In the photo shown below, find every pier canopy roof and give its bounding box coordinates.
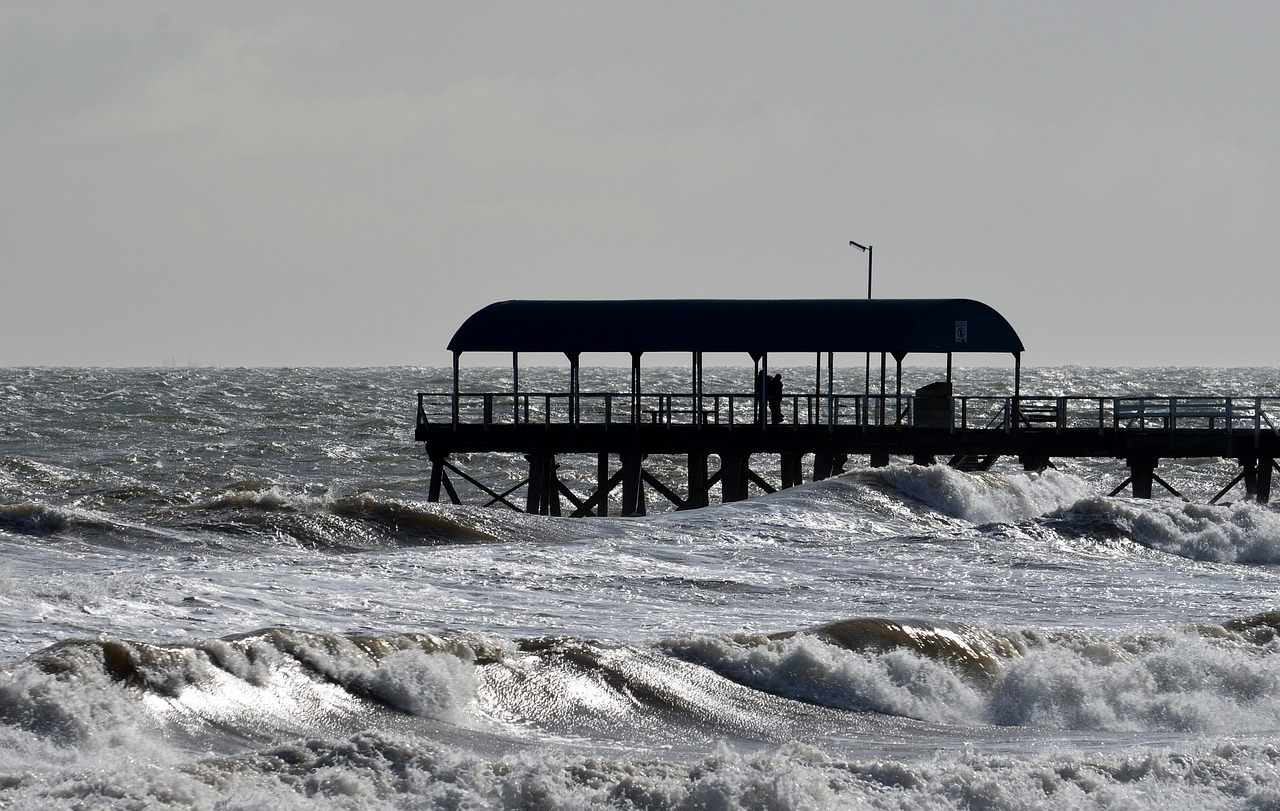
[447,299,1024,356]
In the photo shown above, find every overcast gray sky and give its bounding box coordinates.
[2,2,1276,368]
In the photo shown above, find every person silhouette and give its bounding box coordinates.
[768,373,784,425]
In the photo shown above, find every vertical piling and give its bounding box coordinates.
[813,452,834,482]
[1241,456,1259,501]
[525,453,561,515]
[719,452,750,502]
[620,451,645,516]
[780,453,803,488]
[597,452,610,516]
[687,452,709,509]
[1259,457,1273,504]
[428,453,445,503]
[525,453,544,514]
[1128,457,1157,499]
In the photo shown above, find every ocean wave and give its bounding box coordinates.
[26,619,1274,747]
[327,494,498,546]
[7,616,1280,806]
[4,627,881,757]
[1046,497,1280,564]
[7,630,497,750]
[0,503,70,536]
[0,726,1276,810]
[7,671,1280,810]
[0,502,153,544]
[183,490,499,550]
[20,614,1280,747]
[1,490,500,553]
[664,615,1280,734]
[876,465,1094,524]
[175,733,1280,811]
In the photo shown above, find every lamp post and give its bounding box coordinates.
[850,240,873,421]
[849,240,872,299]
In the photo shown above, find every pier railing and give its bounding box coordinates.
[417,392,1280,437]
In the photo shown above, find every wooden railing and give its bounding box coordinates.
[417,392,1280,437]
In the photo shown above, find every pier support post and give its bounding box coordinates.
[719,452,750,502]
[428,453,445,503]
[870,452,890,468]
[1259,457,1273,504]
[780,453,803,489]
[687,452,709,509]
[1019,454,1051,472]
[814,452,833,482]
[525,453,561,516]
[1240,456,1259,501]
[525,454,542,513]
[620,451,646,516]
[597,452,611,516]
[1128,457,1157,500]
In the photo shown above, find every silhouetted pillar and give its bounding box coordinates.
[720,452,750,502]
[1259,457,1274,504]
[687,452,709,509]
[781,453,802,488]
[1128,457,1157,499]
[814,452,834,482]
[620,451,645,516]
[525,453,545,514]
[1020,454,1050,472]
[525,453,560,515]
[597,452,610,516]
[428,454,445,503]
[1240,456,1258,500]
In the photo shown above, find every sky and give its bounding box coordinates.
[2,1,1277,368]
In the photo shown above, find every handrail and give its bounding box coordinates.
[416,390,1280,434]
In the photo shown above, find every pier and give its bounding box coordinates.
[415,299,1280,515]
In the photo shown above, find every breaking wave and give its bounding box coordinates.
[876,465,1094,524]
[5,615,1280,808]
[1047,497,1280,564]
[664,613,1280,733]
[0,493,496,551]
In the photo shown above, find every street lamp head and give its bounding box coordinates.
[849,240,869,252]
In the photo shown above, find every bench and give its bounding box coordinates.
[1114,400,1251,430]
[1014,404,1061,427]
[645,408,719,425]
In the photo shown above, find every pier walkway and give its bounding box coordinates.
[415,299,1280,515]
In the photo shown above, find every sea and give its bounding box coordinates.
[5,365,1280,809]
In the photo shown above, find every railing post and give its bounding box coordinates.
[451,351,460,428]
[1258,396,1264,448]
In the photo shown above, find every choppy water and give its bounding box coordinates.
[5,366,1280,809]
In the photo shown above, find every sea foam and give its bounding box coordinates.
[877,465,1094,525]
[1051,497,1280,564]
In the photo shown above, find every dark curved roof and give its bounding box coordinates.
[447,299,1024,355]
